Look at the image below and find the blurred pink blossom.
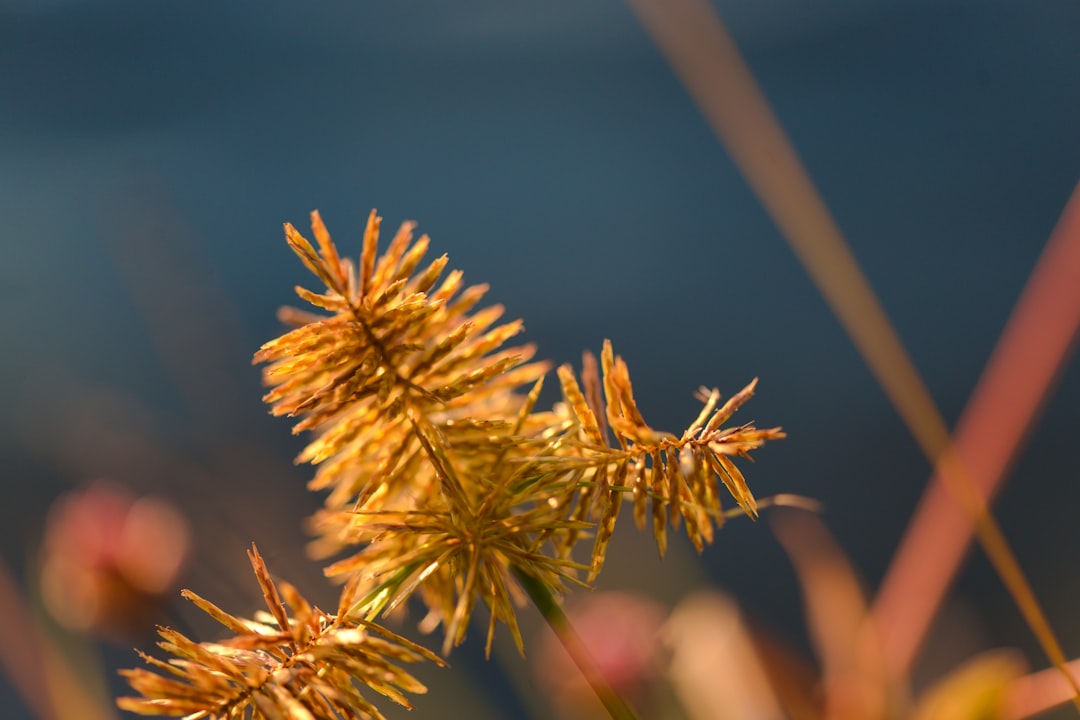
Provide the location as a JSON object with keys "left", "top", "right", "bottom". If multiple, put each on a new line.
{"left": 39, "top": 481, "right": 191, "bottom": 641}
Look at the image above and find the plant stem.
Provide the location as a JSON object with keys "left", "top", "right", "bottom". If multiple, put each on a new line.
{"left": 513, "top": 567, "right": 640, "bottom": 720}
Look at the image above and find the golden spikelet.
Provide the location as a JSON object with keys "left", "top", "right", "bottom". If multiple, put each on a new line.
{"left": 255, "top": 212, "right": 584, "bottom": 654}
{"left": 548, "top": 340, "right": 785, "bottom": 581}
{"left": 255, "top": 210, "right": 546, "bottom": 519}
{"left": 327, "top": 413, "right": 592, "bottom": 657}
{"left": 118, "top": 544, "right": 442, "bottom": 720}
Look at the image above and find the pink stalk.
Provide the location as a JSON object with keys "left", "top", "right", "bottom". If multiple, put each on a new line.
{"left": 625, "top": 0, "right": 1080, "bottom": 702}
{"left": 873, "top": 182, "right": 1080, "bottom": 678}
{"left": 0, "top": 555, "right": 116, "bottom": 720}
{"left": 0, "top": 557, "right": 54, "bottom": 720}
{"left": 1009, "top": 658, "right": 1080, "bottom": 719}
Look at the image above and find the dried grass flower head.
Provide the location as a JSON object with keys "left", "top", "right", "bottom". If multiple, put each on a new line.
{"left": 255, "top": 209, "right": 547, "bottom": 522}
{"left": 254, "top": 210, "right": 565, "bottom": 653}
{"left": 119, "top": 207, "right": 784, "bottom": 720}
{"left": 118, "top": 544, "right": 442, "bottom": 720}
{"left": 253, "top": 209, "right": 782, "bottom": 653}
{"left": 551, "top": 344, "right": 786, "bottom": 580}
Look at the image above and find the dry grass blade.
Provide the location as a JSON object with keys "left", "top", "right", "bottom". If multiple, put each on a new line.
{"left": 664, "top": 592, "right": 787, "bottom": 720}
{"left": 625, "top": 0, "right": 1079, "bottom": 706}
{"left": 1008, "top": 658, "right": 1080, "bottom": 719}
{"left": 874, "top": 181, "right": 1080, "bottom": 676}
{"left": 772, "top": 511, "right": 888, "bottom": 720}
{"left": 911, "top": 650, "right": 1026, "bottom": 720}
{"left": 0, "top": 556, "right": 117, "bottom": 720}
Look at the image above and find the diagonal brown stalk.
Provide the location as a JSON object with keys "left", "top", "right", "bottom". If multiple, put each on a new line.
{"left": 874, "top": 181, "right": 1080, "bottom": 677}
{"left": 625, "top": 0, "right": 1080, "bottom": 708}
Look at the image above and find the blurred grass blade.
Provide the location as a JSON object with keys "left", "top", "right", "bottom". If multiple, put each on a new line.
{"left": 874, "top": 182, "right": 1080, "bottom": 676}
{"left": 0, "top": 556, "right": 116, "bottom": 720}
{"left": 664, "top": 592, "right": 787, "bottom": 720}
{"left": 772, "top": 511, "right": 888, "bottom": 720}
{"left": 625, "top": 0, "right": 1079, "bottom": 706}
{"left": 1008, "top": 657, "right": 1080, "bottom": 719}
{"left": 0, "top": 557, "right": 54, "bottom": 720}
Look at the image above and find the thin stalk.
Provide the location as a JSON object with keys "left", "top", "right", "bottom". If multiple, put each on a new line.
{"left": 624, "top": 0, "right": 1080, "bottom": 708}
{"left": 513, "top": 567, "right": 639, "bottom": 720}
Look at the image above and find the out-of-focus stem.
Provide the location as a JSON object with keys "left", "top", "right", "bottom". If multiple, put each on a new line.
{"left": 513, "top": 567, "right": 639, "bottom": 720}
{"left": 1008, "top": 658, "right": 1080, "bottom": 719}
{"left": 624, "top": 0, "right": 1080, "bottom": 708}
{"left": 874, "top": 181, "right": 1080, "bottom": 673}
{"left": 0, "top": 557, "right": 116, "bottom": 720}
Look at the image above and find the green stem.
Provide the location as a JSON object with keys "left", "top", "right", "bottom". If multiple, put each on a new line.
{"left": 513, "top": 567, "right": 640, "bottom": 720}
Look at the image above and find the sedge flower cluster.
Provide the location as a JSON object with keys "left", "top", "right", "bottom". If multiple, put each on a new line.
{"left": 119, "top": 210, "right": 782, "bottom": 718}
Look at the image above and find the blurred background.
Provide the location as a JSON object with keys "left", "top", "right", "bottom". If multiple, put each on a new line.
{"left": 2, "top": 0, "right": 1078, "bottom": 718}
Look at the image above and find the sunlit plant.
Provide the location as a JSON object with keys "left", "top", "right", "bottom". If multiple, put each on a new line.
{"left": 117, "top": 209, "right": 784, "bottom": 720}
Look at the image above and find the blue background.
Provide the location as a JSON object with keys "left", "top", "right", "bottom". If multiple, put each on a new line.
{"left": 2, "top": 1, "right": 1079, "bottom": 717}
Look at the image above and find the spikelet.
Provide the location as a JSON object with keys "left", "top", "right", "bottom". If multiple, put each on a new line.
{"left": 118, "top": 544, "right": 442, "bottom": 720}
{"left": 256, "top": 211, "right": 578, "bottom": 656}
{"left": 254, "top": 210, "right": 547, "bottom": 533}
{"left": 549, "top": 340, "right": 785, "bottom": 581}
{"left": 323, "top": 411, "right": 591, "bottom": 658}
